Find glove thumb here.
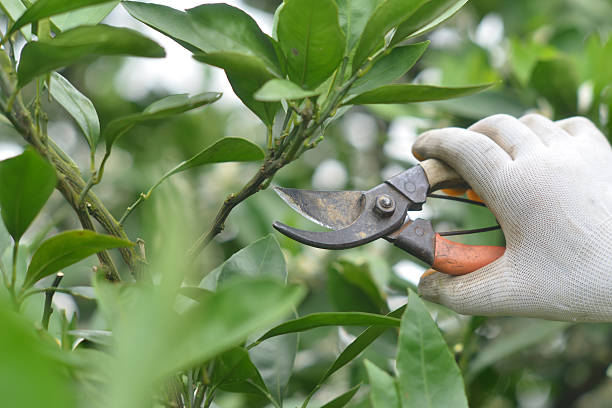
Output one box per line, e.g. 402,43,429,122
418,255,511,316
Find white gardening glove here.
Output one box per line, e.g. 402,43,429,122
414,114,612,322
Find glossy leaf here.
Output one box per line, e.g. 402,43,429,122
69,329,113,347
328,265,381,314
255,312,400,344
315,306,405,386
397,290,468,408
320,383,361,408
50,73,100,150
329,260,388,313
353,0,429,70
123,1,280,71
104,92,221,151
337,0,381,52
17,25,165,87
123,1,281,125
390,0,469,46
213,347,269,397
160,137,263,184
277,0,345,89
194,53,279,126
250,329,297,403
203,234,285,290
529,58,578,118
51,1,120,32
254,79,321,101
0,305,75,408
0,148,56,242
349,41,429,95
7,0,116,37
24,230,133,289
364,360,400,408
345,82,495,105
0,0,31,39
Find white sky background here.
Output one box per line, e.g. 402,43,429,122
106,0,273,108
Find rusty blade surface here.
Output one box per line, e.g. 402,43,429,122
273,183,410,249
273,187,365,230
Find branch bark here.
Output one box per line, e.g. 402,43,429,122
0,56,143,280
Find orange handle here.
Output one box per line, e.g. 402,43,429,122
432,234,505,276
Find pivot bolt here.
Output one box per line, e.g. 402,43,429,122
374,194,395,216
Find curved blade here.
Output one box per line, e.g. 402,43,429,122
273,187,365,230
273,184,409,249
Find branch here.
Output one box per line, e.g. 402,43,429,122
0,56,143,279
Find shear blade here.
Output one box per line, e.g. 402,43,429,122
273,187,365,230
273,183,410,249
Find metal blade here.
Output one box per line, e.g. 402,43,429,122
273,187,365,230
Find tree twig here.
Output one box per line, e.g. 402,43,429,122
41,272,64,330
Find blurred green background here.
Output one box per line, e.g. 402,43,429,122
3,0,612,406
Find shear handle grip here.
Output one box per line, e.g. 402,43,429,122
420,158,468,192
433,235,505,275
418,159,505,274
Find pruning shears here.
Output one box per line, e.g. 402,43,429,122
272,159,505,276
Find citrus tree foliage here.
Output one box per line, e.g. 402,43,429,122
0,0,497,407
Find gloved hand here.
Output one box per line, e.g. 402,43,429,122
413,114,612,322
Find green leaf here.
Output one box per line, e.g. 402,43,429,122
0,0,31,39
203,234,285,291
466,320,570,382
69,329,113,347
396,290,468,408
337,0,382,52
349,41,429,94
201,234,295,404
50,73,100,150
345,82,496,105
123,1,281,125
329,260,388,313
123,1,280,72
249,329,297,404
17,25,165,88
508,38,558,86
254,78,321,102
529,58,578,118
152,138,263,192
104,92,221,152
353,0,429,70
255,312,400,344
7,0,116,37
194,52,279,126
23,230,133,289
320,383,361,408
213,347,270,397
277,0,345,89
364,360,400,408
314,306,405,387
0,148,56,242
0,305,75,408
138,138,262,214
51,1,120,32
163,278,305,376
390,0,469,47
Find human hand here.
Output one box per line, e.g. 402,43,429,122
413,114,612,322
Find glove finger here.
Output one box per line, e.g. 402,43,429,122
469,114,543,159
413,127,511,193
555,116,611,149
519,113,571,146
418,255,511,316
